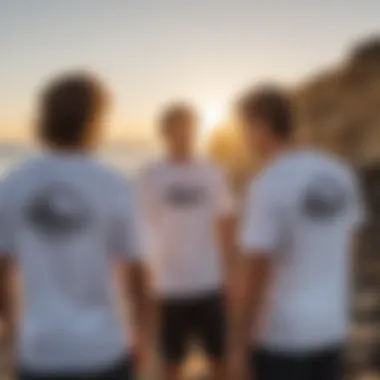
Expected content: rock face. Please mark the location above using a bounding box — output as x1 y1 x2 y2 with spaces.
350 167 380 376
295 36 380 168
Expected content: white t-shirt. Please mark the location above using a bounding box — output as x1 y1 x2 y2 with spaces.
239 149 365 352
138 158 233 298
0 153 141 372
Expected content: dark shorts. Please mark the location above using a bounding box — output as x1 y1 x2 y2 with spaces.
159 292 226 365
17 357 132 380
251 346 344 380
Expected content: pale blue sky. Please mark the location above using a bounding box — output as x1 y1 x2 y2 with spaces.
0 0 379 140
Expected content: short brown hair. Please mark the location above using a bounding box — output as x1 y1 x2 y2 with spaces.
159 102 197 134
38 72 107 148
237 85 293 138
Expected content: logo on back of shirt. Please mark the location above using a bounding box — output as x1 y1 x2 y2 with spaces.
165 184 207 208
301 174 348 221
23 184 92 238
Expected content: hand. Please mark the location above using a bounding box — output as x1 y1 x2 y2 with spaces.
0 318 14 346
131 330 149 369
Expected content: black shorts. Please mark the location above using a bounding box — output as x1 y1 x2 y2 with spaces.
17 357 132 380
159 292 226 365
251 346 344 380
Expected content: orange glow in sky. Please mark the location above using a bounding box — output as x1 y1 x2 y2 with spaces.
200 103 227 139
0 2 379 141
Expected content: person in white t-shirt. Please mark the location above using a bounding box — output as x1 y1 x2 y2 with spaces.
0 73 150 380
228 86 366 380
138 103 235 380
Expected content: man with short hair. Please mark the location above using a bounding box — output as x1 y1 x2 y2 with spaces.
0 72 150 380
138 103 235 380
229 85 366 380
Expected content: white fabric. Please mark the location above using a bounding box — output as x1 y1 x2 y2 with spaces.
138 158 234 298
239 149 366 351
0 153 141 372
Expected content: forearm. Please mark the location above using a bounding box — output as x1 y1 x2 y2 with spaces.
229 261 255 353
131 293 155 341
0 258 13 343
229 301 254 354
128 264 154 339
217 215 237 286
229 255 271 352
220 245 236 291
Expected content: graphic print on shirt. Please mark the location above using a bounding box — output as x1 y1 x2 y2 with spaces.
164 183 207 208
23 183 92 238
301 174 348 221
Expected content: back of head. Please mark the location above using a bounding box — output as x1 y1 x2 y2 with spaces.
237 84 294 140
38 72 108 149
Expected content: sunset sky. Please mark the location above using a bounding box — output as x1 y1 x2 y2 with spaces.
0 0 379 141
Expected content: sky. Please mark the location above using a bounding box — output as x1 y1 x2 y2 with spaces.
0 0 379 141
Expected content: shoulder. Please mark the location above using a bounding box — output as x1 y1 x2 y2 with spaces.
308 151 359 188
298 149 351 174
139 159 167 181
251 159 286 194
86 160 134 199
0 157 47 207
1 156 42 189
105 167 133 194
263 149 351 188
327 156 358 183
100 167 136 213
245 155 301 205
245 172 278 206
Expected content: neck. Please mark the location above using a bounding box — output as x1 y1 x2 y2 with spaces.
168 150 193 163
263 140 292 164
44 143 91 155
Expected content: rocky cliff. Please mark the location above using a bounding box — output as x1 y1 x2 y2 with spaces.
295 36 380 167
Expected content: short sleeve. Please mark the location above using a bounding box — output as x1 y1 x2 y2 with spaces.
239 181 281 255
136 167 157 223
108 179 142 261
213 167 235 216
0 180 15 255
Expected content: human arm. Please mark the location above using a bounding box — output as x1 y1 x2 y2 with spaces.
0 183 15 344
0 257 12 344
228 182 281 376
213 167 237 296
110 181 154 364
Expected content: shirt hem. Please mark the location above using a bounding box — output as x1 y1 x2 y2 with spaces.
18 347 132 374
154 286 223 301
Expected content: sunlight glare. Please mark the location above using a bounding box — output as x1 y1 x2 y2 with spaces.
200 104 226 138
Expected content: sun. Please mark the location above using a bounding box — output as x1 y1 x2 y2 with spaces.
200 104 226 138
